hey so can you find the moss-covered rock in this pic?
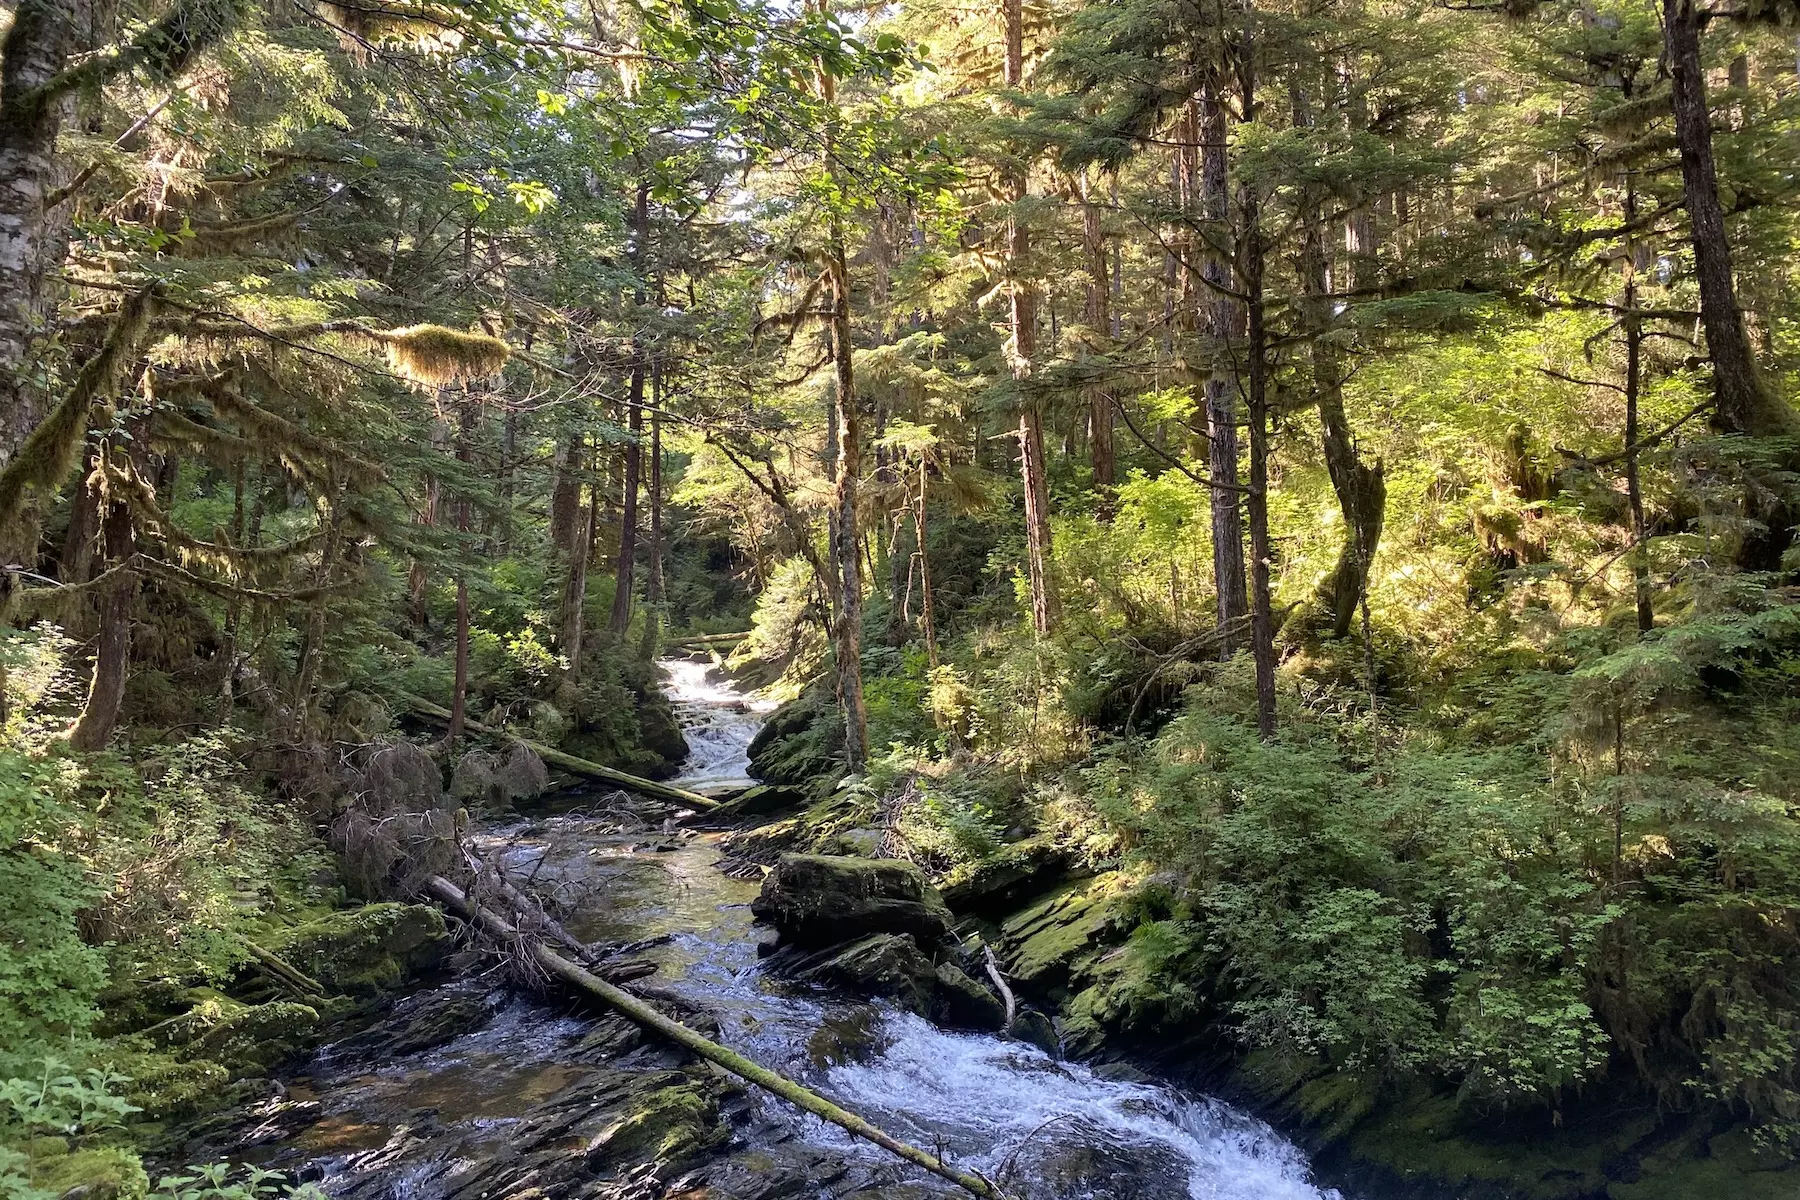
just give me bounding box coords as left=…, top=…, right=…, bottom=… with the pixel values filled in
left=793, top=933, right=940, bottom=1014
left=266, top=902, right=449, bottom=993
left=22, top=1145, right=149, bottom=1200
left=997, top=875, right=1132, bottom=994
left=586, top=1075, right=727, bottom=1166
left=116, top=1052, right=231, bottom=1120
left=941, top=835, right=1074, bottom=918
left=932, top=962, right=1007, bottom=1031
left=753, top=854, right=953, bottom=949
left=187, top=1000, right=320, bottom=1074
left=746, top=689, right=843, bottom=785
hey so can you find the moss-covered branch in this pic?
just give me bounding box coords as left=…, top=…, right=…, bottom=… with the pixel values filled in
left=0, top=288, right=158, bottom=534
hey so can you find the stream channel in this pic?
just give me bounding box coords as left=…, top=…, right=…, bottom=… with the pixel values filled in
left=223, top=660, right=1348, bottom=1200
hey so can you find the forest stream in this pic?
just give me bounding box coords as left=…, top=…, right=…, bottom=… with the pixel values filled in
left=181, top=662, right=1345, bottom=1200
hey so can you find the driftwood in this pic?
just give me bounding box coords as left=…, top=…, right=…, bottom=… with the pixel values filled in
left=424, top=875, right=1006, bottom=1200
left=393, top=691, right=718, bottom=812
left=982, top=944, right=1017, bottom=1035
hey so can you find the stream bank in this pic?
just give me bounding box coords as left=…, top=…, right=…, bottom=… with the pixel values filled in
left=728, top=689, right=1800, bottom=1200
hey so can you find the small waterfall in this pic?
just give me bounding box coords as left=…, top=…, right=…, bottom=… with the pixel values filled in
left=660, top=657, right=775, bottom=794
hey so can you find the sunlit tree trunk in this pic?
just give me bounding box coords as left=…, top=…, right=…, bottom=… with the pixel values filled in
left=818, top=1, right=869, bottom=771
left=1301, top=211, right=1384, bottom=639
left=1005, top=0, right=1057, bottom=635
left=1663, top=0, right=1795, bottom=435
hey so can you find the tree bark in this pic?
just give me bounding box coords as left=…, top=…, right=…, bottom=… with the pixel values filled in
left=1302, top=218, right=1384, bottom=641
left=1663, top=0, right=1796, bottom=435
left=1200, top=82, right=1247, bottom=655
left=826, top=239, right=869, bottom=771
left=609, top=365, right=643, bottom=636
left=0, top=0, right=79, bottom=499
left=1006, top=0, right=1057, bottom=635
left=1623, top=181, right=1654, bottom=635
left=610, top=182, right=651, bottom=636
left=67, top=458, right=136, bottom=751
left=448, top=394, right=478, bottom=748
left=1082, top=174, right=1115, bottom=518
left=1239, top=51, right=1278, bottom=739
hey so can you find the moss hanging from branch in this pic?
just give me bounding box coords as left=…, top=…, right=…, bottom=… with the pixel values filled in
left=374, top=324, right=511, bottom=387
left=0, top=288, right=159, bottom=535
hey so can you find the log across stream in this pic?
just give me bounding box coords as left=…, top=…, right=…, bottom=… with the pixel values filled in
left=188, top=660, right=1347, bottom=1199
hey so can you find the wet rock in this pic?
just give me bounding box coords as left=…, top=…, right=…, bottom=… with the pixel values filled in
left=267, top=902, right=450, bottom=994
left=1008, top=1007, right=1059, bottom=1055
left=331, top=990, right=498, bottom=1059
left=752, top=854, right=953, bottom=949
left=587, top=1077, right=726, bottom=1166
left=931, top=962, right=1006, bottom=1031
left=793, top=933, right=938, bottom=1013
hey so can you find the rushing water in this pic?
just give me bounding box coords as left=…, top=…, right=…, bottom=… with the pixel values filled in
left=224, top=657, right=1344, bottom=1200
left=660, top=657, right=778, bottom=794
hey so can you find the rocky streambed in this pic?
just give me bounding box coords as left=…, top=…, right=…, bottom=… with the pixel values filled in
left=158, top=659, right=1346, bottom=1200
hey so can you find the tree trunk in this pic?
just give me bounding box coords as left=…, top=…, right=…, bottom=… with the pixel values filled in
left=1303, top=219, right=1384, bottom=640
left=609, top=365, right=643, bottom=636
left=447, top=398, right=476, bottom=749
left=67, top=461, right=136, bottom=751
left=1082, top=175, right=1115, bottom=518
left=611, top=182, right=651, bottom=637
left=1239, top=53, right=1277, bottom=738
left=1006, top=0, right=1057, bottom=635
left=0, top=0, right=79, bottom=520
left=1201, top=81, right=1247, bottom=655
left=639, top=394, right=665, bottom=659
left=916, top=461, right=939, bottom=668
left=816, top=13, right=868, bottom=772
left=1624, top=181, right=1653, bottom=635
left=1663, top=0, right=1795, bottom=436
left=826, top=239, right=869, bottom=771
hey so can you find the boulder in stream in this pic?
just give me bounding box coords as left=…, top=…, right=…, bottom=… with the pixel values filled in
left=752, top=853, right=953, bottom=949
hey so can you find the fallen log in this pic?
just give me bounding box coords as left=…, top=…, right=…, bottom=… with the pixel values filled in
left=424, top=875, right=1006, bottom=1199
left=392, top=691, right=717, bottom=812
left=668, top=631, right=749, bottom=647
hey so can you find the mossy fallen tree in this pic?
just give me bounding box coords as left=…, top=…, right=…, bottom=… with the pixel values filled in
left=424, top=875, right=1006, bottom=1199
left=393, top=691, right=717, bottom=812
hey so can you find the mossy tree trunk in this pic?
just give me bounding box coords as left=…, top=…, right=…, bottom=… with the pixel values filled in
left=67, top=451, right=137, bottom=751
